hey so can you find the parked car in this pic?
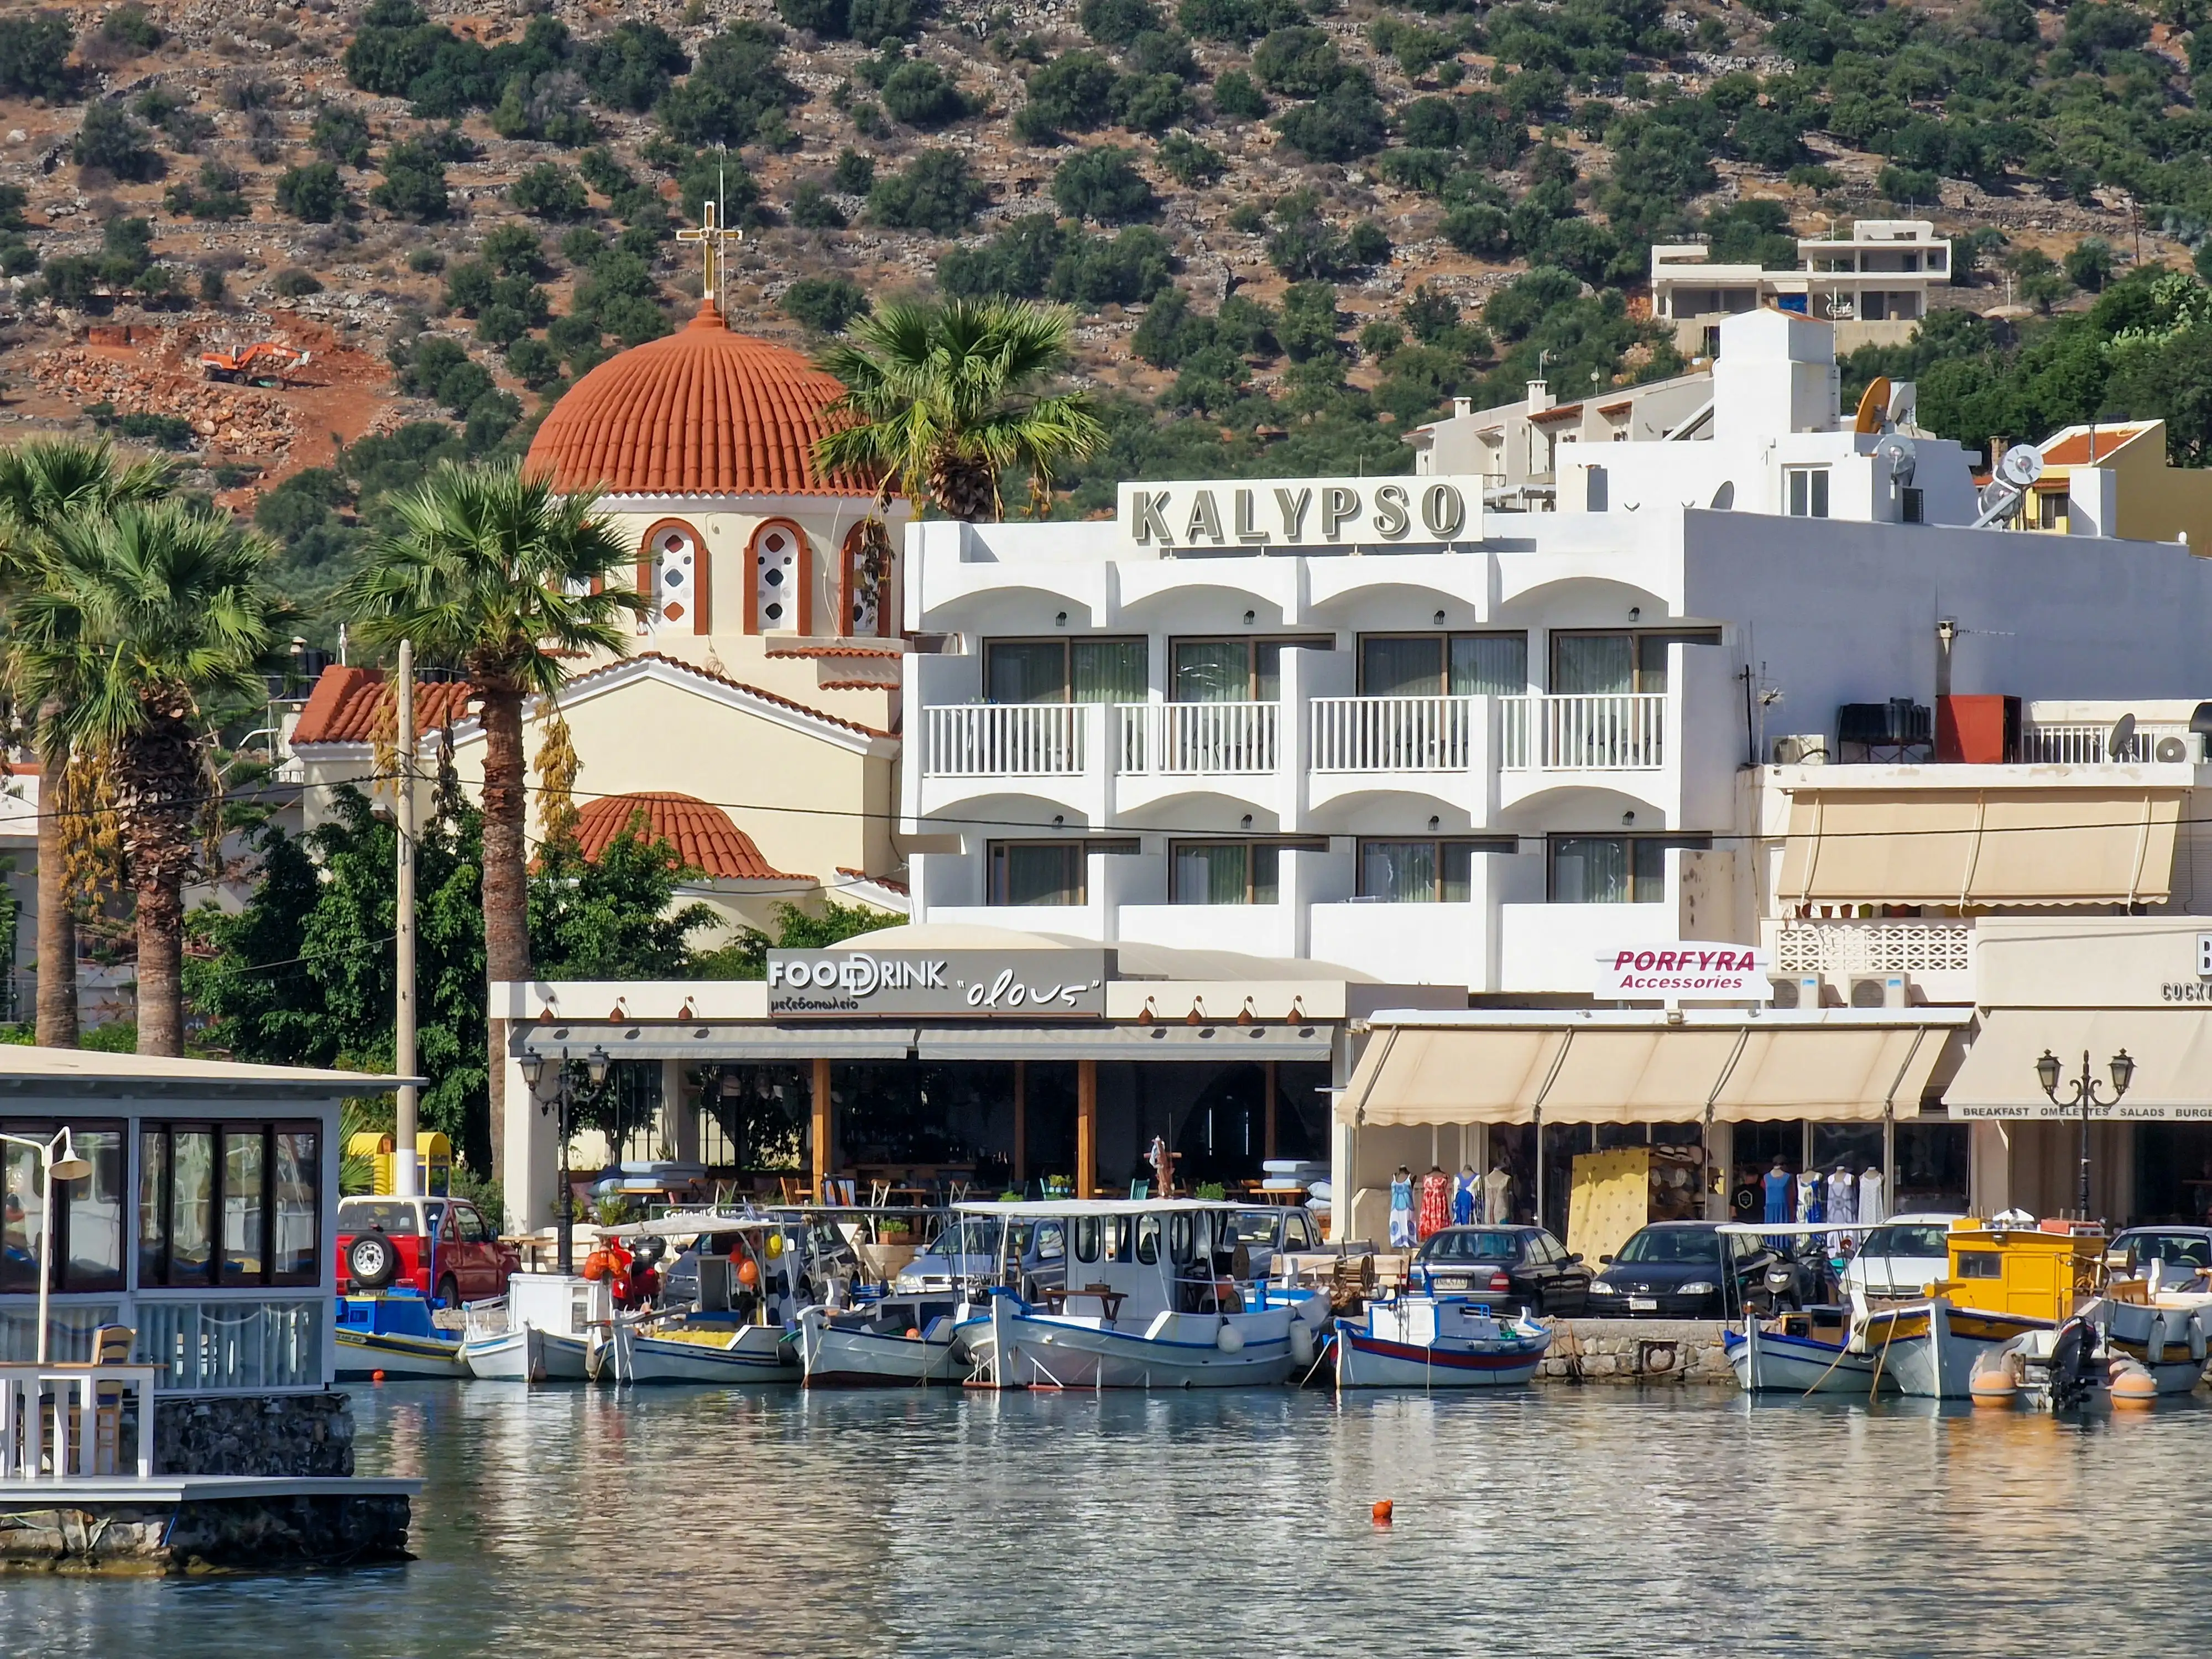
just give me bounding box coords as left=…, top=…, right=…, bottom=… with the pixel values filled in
left=2109, top=1226, right=2212, bottom=1280
left=1585, top=1222, right=1773, bottom=1319
left=894, top=1214, right=1068, bottom=1300
left=1227, top=1206, right=1324, bottom=1281
left=336, top=1195, right=518, bottom=1307
left=1411, top=1225, right=1592, bottom=1316
left=1839, top=1214, right=1963, bottom=1298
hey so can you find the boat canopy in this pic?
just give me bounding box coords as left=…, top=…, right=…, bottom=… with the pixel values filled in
left=605, top=1212, right=766, bottom=1239
left=954, top=1198, right=1246, bottom=1218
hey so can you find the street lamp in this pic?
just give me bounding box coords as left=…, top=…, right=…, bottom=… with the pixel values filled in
left=1, top=1127, right=94, bottom=1364
left=520, top=1046, right=615, bottom=1276
left=2036, top=1048, right=2133, bottom=1223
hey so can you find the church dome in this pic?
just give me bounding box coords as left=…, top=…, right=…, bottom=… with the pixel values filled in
left=524, top=303, right=869, bottom=498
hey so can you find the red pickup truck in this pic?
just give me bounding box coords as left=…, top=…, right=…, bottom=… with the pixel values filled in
left=336, top=1195, right=518, bottom=1307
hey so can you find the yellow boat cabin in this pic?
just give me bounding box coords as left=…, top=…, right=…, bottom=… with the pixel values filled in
left=1927, top=1220, right=2104, bottom=1322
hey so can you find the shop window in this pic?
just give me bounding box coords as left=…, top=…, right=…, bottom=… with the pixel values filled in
left=984, top=639, right=1147, bottom=705
left=139, top=1122, right=321, bottom=1289
left=1358, top=837, right=1516, bottom=902
left=0, top=1120, right=124, bottom=1293
left=1170, top=838, right=1326, bottom=905
left=1548, top=834, right=1710, bottom=904
left=1170, top=636, right=1333, bottom=702
left=1358, top=633, right=1527, bottom=697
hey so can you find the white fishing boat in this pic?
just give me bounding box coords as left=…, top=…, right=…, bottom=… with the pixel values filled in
left=462, top=1273, right=607, bottom=1383
left=335, top=1294, right=468, bottom=1381
left=591, top=1317, right=800, bottom=1384
left=1334, top=1297, right=1549, bottom=1389
left=1725, top=1310, right=1897, bottom=1395
left=799, top=1301, right=966, bottom=1386
left=952, top=1199, right=1332, bottom=1390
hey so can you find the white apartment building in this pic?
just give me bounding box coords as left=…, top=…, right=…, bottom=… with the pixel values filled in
left=1651, top=219, right=1952, bottom=356
left=898, top=307, right=2212, bottom=1241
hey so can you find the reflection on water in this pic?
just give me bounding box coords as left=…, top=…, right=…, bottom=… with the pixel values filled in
left=4, top=1385, right=2209, bottom=1658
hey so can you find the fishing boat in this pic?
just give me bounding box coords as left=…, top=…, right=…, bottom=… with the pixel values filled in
left=591, top=1317, right=801, bottom=1384
left=462, top=1273, right=607, bottom=1382
left=1333, top=1296, right=1550, bottom=1389
left=585, top=1211, right=830, bottom=1385
left=335, top=1292, right=468, bottom=1381
left=1724, top=1307, right=1899, bottom=1395
left=798, top=1299, right=967, bottom=1386
left=952, top=1199, right=1332, bottom=1390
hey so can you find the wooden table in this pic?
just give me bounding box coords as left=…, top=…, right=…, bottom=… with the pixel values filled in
left=1041, top=1285, right=1126, bottom=1322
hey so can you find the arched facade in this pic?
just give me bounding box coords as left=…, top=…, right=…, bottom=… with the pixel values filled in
left=745, top=518, right=812, bottom=635
left=637, top=517, right=711, bottom=635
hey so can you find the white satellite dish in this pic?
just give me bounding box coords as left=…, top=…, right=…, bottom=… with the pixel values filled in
left=1874, top=434, right=1918, bottom=486
left=1997, top=444, right=2046, bottom=489
left=2109, top=711, right=2137, bottom=761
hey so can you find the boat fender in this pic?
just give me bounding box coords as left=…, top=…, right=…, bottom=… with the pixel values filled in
left=2148, top=1313, right=2167, bottom=1367
left=2112, top=1363, right=2158, bottom=1406
left=2190, top=1311, right=2209, bottom=1364
left=1216, top=1320, right=1246, bottom=1353
left=1288, top=1321, right=1314, bottom=1367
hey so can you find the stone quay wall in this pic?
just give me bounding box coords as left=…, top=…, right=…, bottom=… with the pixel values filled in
left=1533, top=1319, right=1734, bottom=1384
left=147, top=1391, right=356, bottom=1477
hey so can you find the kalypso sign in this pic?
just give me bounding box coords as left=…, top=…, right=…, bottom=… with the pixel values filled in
left=1116, top=476, right=1486, bottom=552
left=1596, top=943, right=1771, bottom=1001
left=766, top=950, right=1109, bottom=1017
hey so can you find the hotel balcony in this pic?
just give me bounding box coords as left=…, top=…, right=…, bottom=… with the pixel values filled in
left=910, top=690, right=1679, bottom=833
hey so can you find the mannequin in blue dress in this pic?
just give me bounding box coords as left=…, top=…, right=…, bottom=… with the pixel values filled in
left=1452, top=1165, right=1478, bottom=1226
left=1762, top=1156, right=1793, bottom=1223
left=1389, top=1166, right=1416, bottom=1248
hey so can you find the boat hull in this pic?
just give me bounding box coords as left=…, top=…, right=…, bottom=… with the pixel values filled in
left=462, top=1327, right=592, bottom=1383
left=1725, top=1319, right=1894, bottom=1395
left=1855, top=1301, right=2053, bottom=1399
left=596, top=1324, right=799, bottom=1384
left=2097, top=1299, right=2211, bottom=1393
left=335, top=1327, right=468, bottom=1381
left=800, top=1314, right=963, bottom=1386
left=961, top=1300, right=1302, bottom=1389
left=1333, top=1323, right=1546, bottom=1389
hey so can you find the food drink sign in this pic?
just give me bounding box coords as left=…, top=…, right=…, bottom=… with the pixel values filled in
left=1596, top=944, right=1772, bottom=1002
left=767, top=950, right=1109, bottom=1018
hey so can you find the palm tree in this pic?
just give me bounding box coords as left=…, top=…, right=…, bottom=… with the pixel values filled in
left=338, top=459, right=647, bottom=1167
left=0, top=438, right=177, bottom=1047
left=813, top=297, right=1106, bottom=521
left=8, top=501, right=286, bottom=1055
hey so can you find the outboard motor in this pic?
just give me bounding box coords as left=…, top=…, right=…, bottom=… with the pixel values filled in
left=2048, top=1316, right=2101, bottom=1411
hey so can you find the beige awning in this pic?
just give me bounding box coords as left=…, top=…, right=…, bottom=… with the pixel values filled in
left=1340, top=1021, right=1950, bottom=1126
left=1946, top=1008, right=2212, bottom=1120
left=1777, top=789, right=2181, bottom=907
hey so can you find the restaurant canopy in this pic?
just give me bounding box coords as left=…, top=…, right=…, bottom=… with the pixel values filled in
left=1776, top=788, right=2182, bottom=909
left=1945, top=1008, right=2212, bottom=1120
left=1338, top=1011, right=1966, bottom=1127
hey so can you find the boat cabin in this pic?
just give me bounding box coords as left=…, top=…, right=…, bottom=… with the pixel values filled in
left=1931, top=1220, right=2103, bottom=1322
left=956, top=1199, right=1258, bottom=1324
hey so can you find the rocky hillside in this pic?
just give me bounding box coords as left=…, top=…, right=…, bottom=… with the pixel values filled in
left=0, top=0, right=2197, bottom=620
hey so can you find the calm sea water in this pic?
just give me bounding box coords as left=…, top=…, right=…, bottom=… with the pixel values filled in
left=2, top=1381, right=2206, bottom=1658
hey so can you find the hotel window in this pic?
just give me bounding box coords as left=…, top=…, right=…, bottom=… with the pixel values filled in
left=1169, top=838, right=1326, bottom=904
left=1357, top=634, right=1527, bottom=697
left=0, top=1120, right=124, bottom=1293
left=1548, top=834, right=1710, bottom=904
left=987, top=839, right=1138, bottom=906
left=1170, top=636, right=1333, bottom=702
left=1358, top=837, right=1517, bottom=902
left=984, top=638, right=1148, bottom=705
left=138, top=1121, right=322, bottom=1288
left=1550, top=630, right=1717, bottom=696
left=1785, top=467, right=1830, bottom=519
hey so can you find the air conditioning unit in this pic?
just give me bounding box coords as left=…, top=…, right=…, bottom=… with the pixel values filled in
left=1773, top=734, right=1829, bottom=766
left=1847, top=973, right=1910, bottom=1009
left=1768, top=974, right=1826, bottom=1009
left=2152, top=732, right=2204, bottom=764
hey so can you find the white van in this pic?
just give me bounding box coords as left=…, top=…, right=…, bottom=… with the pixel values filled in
left=1841, top=1214, right=1963, bottom=1297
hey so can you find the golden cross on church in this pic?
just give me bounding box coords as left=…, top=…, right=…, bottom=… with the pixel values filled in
left=677, top=200, right=741, bottom=304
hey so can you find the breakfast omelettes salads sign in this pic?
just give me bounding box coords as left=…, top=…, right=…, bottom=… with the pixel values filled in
left=1595, top=944, right=1771, bottom=1001
left=766, top=950, right=1109, bottom=1017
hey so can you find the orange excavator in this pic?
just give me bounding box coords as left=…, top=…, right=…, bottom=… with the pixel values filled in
left=200, top=342, right=311, bottom=387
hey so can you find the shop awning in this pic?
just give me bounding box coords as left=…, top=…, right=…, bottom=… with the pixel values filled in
left=517, top=1025, right=919, bottom=1061
left=1945, top=1008, right=2212, bottom=1120
left=915, top=1025, right=1333, bottom=1061
left=1777, top=789, right=2181, bottom=907
left=1339, top=1016, right=1957, bottom=1126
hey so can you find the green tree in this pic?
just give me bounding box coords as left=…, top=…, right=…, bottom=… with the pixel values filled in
left=782, top=274, right=871, bottom=334
left=74, top=105, right=161, bottom=181
left=1053, top=145, right=1156, bottom=223
left=531, top=819, right=716, bottom=979
left=338, top=462, right=649, bottom=1164
left=656, top=23, right=800, bottom=145
left=865, top=148, right=982, bottom=232
left=275, top=161, right=350, bottom=223
left=7, top=502, right=288, bottom=1054
left=814, top=298, right=1106, bottom=520
left=0, top=439, right=178, bottom=1047
left=0, top=12, right=74, bottom=101
left=371, top=139, right=450, bottom=220
left=695, top=899, right=898, bottom=978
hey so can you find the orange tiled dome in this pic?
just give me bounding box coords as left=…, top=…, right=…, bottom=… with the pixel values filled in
left=525, top=303, right=869, bottom=497
left=572, top=790, right=805, bottom=880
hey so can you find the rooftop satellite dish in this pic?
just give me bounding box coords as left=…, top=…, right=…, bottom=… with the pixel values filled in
left=1997, top=444, right=2046, bottom=489
left=1976, top=481, right=2013, bottom=519
left=1709, top=481, right=1735, bottom=510
left=1854, top=376, right=1892, bottom=436
left=1874, top=434, right=1918, bottom=486
left=2109, top=711, right=2137, bottom=761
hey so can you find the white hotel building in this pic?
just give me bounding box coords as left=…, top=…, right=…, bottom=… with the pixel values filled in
left=893, top=309, right=2212, bottom=1242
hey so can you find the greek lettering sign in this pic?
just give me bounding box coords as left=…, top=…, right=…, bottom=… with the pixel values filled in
left=766, top=950, right=1109, bottom=1018
left=1118, top=476, right=1485, bottom=552
left=1596, top=943, right=1772, bottom=1001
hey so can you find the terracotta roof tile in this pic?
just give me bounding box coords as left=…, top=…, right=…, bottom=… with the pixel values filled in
left=290, top=666, right=477, bottom=745
left=523, top=304, right=873, bottom=498
left=2040, top=423, right=2156, bottom=466
left=762, top=642, right=905, bottom=659
left=574, top=791, right=805, bottom=881
left=839, top=865, right=909, bottom=895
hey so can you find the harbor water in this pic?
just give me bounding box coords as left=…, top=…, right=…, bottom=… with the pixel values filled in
left=5, top=1384, right=2209, bottom=1657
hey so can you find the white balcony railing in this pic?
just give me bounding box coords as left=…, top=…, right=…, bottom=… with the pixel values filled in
left=1311, top=695, right=1472, bottom=773
left=1768, top=918, right=1974, bottom=979
left=2018, top=722, right=2194, bottom=765
left=922, top=703, right=1085, bottom=777
left=1119, top=701, right=1277, bottom=775
left=1500, top=693, right=1666, bottom=771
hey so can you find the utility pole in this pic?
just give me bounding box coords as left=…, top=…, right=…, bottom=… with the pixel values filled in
left=394, top=639, right=419, bottom=1196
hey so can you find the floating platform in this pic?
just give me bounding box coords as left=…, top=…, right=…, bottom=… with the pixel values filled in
left=0, top=1475, right=420, bottom=1574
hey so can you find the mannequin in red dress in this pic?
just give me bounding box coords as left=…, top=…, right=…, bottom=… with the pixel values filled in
left=1417, top=1165, right=1452, bottom=1241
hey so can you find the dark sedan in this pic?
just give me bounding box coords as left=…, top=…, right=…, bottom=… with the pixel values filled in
left=1411, top=1225, right=1591, bottom=1315
left=1585, top=1222, right=1772, bottom=1319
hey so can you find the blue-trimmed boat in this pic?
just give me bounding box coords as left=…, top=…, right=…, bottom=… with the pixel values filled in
left=335, top=1291, right=467, bottom=1380
left=1334, top=1296, right=1550, bottom=1389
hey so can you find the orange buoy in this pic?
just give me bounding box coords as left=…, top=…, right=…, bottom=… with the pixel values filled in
left=371, top=1370, right=387, bottom=1384
left=2111, top=1366, right=2158, bottom=1407
left=737, top=1257, right=760, bottom=1287
left=1969, top=1371, right=2017, bottom=1407
left=1371, top=1500, right=1394, bottom=1525
left=905, top=1328, right=921, bottom=1339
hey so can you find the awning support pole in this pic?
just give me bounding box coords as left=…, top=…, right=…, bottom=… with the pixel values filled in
left=1264, top=1060, right=1278, bottom=1164
left=811, top=1055, right=832, bottom=1202
left=1013, top=1059, right=1027, bottom=1188
left=1077, top=1059, right=1098, bottom=1199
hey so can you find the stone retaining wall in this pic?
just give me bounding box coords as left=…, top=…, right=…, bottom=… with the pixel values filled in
left=1533, top=1319, right=1734, bottom=1384
left=0, top=1495, right=410, bottom=1573
left=148, top=1391, right=355, bottom=1477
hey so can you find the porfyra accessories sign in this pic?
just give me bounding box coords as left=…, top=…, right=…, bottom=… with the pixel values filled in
left=766, top=950, right=1109, bottom=1017
left=1117, top=476, right=1486, bottom=552
left=1595, top=944, right=1772, bottom=1001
